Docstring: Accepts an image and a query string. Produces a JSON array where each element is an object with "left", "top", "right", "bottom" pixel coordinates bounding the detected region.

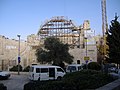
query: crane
[{"left": 101, "top": 0, "right": 108, "bottom": 56}]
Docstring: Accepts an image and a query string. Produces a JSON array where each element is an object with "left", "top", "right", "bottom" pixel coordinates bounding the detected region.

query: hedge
[
  {"left": 0, "top": 83, "right": 7, "bottom": 90},
  {"left": 9, "top": 65, "right": 22, "bottom": 71},
  {"left": 23, "top": 66, "right": 30, "bottom": 72},
  {"left": 87, "top": 62, "right": 101, "bottom": 70},
  {"left": 24, "top": 70, "right": 116, "bottom": 90}
]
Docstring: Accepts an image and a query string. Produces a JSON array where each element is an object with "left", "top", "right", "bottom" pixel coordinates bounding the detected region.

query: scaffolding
[{"left": 38, "top": 16, "right": 80, "bottom": 47}]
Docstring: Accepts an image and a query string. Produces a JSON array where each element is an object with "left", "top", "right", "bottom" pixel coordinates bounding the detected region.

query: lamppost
[
  {"left": 17, "top": 35, "right": 20, "bottom": 75},
  {"left": 84, "top": 37, "right": 87, "bottom": 57},
  {"left": 84, "top": 37, "right": 88, "bottom": 69}
]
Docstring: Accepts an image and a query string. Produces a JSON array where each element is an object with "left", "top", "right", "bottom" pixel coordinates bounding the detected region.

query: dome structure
[{"left": 38, "top": 16, "right": 80, "bottom": 46}]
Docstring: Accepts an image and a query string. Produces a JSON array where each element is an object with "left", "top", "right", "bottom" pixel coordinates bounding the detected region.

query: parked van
[
  {"left": 66, "top": 64, "right": 83, "bottom": 73},
  {"left": 29, "top": 65, "right": 66, "bottom": 81}
]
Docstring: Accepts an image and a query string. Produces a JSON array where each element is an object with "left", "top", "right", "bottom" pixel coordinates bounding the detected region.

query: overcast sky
[{"left": 0, "top": 0, "right": 120, "bottom": 40}]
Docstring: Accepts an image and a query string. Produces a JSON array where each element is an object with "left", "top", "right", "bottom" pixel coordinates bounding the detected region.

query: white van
[
  {"left": 66, "top": 64, "right": 83, "bottom": 73},
  {"left": 29, "top": 65, "right": 66, "bottom": 81}
]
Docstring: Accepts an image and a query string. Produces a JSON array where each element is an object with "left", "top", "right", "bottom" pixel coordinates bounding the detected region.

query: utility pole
[
  {"left": 84, "top": 37, "right": 88, "bottom": 60},
  {"left": 84, "top": 37, "right": 88, "bottom": 69},
  {"left": 2, "top": 60, "right": 4, "bottom": 70},
  {"left": 17, "top": 35, "right": 21, "bottom": 75}
]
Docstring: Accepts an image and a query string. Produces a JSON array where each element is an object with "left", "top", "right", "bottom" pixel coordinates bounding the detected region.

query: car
[
  {"left": 109, "top": 69, "right": 120, "bottom": 79},
  {"left": 66, "top": 64, "right": 83, "bottom": 73},
  {"left": 0, "top": 71, "right": 11, "bottom": 80},
  {"left": 108, "top": 63, "right": 117, "bottom": 73}
]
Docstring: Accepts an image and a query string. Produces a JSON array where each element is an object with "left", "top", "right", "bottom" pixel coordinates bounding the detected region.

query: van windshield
[{"left": 67, "top": 66, "right": 76, "bottom": 71}]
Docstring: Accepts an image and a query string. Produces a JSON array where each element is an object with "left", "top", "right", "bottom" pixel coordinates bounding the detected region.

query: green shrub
[
  {"left": 9, "top": 65, "right": 22, "bottom": 71},
  {"left": 24, "top": 70, "right": 115, "bottom": 90},
  {"left": 24, "top": 81, "right": 65, "bottom": 90},
  {"left": 63, "top": 70, "right": 115, "bottom": 89},
  {"left": 88, "top": 62, "right": 101, "bottom": 70},
  {"left": 24, "top": 82, "right": 36, "bottom": 90},
  {"left": 23, "top": 66, "right": 30, "bottom": 72},
  {"left": 0, "top": 83, "right": 7, "bottom": 90},
  {"left": 82, "top": 64, "right": 87, "bottom": 69}
]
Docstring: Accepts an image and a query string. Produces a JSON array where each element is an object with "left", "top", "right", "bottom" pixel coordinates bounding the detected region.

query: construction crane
[{"left": 101, "top": 0, "right": 108, "bottom": 58}]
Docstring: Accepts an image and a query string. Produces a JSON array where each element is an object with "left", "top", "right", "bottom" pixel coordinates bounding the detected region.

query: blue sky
[{"left": 0, "top": 0, "right": 120, "bottom": 40}]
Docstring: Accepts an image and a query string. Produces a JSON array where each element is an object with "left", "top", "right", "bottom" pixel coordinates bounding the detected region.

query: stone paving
[{"left": 0, "top": 72, "right": 29, "bottom": 90}]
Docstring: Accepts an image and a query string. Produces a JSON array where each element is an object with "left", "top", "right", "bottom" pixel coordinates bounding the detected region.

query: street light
[
  {"left": 84, "top": 37, "right": 88, "bottom": 69},
  {"left": 84, "top": 37, "right": 87, "bottom": 57},
  {"left": 17, "top": 35, "right": 21, "bottom": 75}
]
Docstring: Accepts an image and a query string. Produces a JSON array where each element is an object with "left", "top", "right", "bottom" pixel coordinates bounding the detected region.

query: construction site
[
  {"left": 0, "top": 16, "right": 98, "bottom": 70},
  {"left": 0, "top": 0, "right": 108, "bottom": 70}
]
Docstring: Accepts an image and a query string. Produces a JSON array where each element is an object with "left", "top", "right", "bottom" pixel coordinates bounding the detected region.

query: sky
[{"left": 0, "top": 0, "right": 120, "bottom": 40}]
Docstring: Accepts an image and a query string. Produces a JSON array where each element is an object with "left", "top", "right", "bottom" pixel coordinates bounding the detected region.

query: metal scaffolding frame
[{"left": 38, "top": 16, "right": 80, "bottom": 47}]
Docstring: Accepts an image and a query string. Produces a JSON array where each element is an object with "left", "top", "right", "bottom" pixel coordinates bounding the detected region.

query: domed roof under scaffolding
[{"left": 37, "top": 16, "right": 80, "bottom": 46}]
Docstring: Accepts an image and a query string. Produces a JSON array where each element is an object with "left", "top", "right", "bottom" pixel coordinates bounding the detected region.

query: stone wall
[
  {"left": 0, "top": 35, "right": 27, "bottom": 70},
  {"left": 69, "top": 44, "right": 97, "bottom": 64}
]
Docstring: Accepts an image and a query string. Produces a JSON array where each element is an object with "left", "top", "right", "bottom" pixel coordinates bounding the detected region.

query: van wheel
[
  {"left": 57, "top": 76, "right": 62, "bottom": 81},
  {"left": 38, "top": 77, "right": 40, "bottom": 81}
]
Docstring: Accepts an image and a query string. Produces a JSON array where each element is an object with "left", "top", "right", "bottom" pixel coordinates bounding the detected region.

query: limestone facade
[
  {"left": 0, "top": 35, "right": 27, "bottom": 70},
  {"left": 0, "top": 20, "right": 100, "bottom": 70}
]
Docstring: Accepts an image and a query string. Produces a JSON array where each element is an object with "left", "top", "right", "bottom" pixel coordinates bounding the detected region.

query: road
[{"left": 0, "top": 72, "right": 29, "bottom": 90}]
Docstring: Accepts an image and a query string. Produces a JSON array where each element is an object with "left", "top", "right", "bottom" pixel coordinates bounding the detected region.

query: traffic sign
[
  {"left": 84, "top": 56, "right": 90, "bottom": 60},
  {"left": 85, "top": 60, "right": 88, "bottom": 64},
  {"left": 18, "top": 56, "right": 21, "bottom": 63}
]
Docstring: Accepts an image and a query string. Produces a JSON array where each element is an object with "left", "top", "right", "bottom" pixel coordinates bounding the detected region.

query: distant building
[
  {"left": 83, "top": 20, "right": 90, "bottom": 30},
  {"left": 69, "top": 20, "right": 97, "bottom": 64}
]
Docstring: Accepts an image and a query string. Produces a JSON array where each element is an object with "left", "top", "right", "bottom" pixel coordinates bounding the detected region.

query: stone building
[
  {"left": 0, "top": 35, "right": 27, "bottom": 70},
  {"left": 37, "top": 17, "right": 98, "bottom": 64},
  {"left": 0, "top": 17, "right": 100, "bottom": 70}
]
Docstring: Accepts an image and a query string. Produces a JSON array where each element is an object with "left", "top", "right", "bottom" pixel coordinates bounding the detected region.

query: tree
[
  {"left": 36, "top": 48, "right": 47, "bottom": 64},
  {"left": 97, "top": 37, "right": 104, "bottom": 64},
  {"left": 106, "top": 15, "right": 120, "bottom": 65},
  {"left": 36, "top": 37, "right": 73, "bottom": 66}
]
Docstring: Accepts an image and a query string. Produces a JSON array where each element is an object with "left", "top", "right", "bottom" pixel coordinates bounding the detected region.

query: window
[
  {"left": 77, "top": 60, "right": 80, "bottom": 64},
  {"left": 41, "top": 68, "right": 48, "bottom": 73},
  {"left": 36, "top": 68, "right": 40, "bottom": 73},
  {"left": 57, "top": 68, "right": 64, "bottom": 73},
  {"left": 67, "top": 66, "right": 76, "bottom": 71}
]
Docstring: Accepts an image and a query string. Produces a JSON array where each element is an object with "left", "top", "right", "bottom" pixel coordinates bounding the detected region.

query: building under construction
[
  {"left": 37, "top": 16, "right": 90, "bottom": 49},
  {"left": 0, "top": 16, "right": 98, "bottom": 70},
  {"left": 36, "top": 16, "right": 97, "bottom": 64}
]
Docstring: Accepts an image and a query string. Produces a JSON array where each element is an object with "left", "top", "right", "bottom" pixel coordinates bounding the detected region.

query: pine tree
[{"left": 106, "top": 15, "right": 120, "bottom": 65}]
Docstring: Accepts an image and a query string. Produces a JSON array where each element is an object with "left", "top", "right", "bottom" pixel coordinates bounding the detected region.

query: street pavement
[{"left": 0, "top": 72, "right": 29, "bottom": 90}]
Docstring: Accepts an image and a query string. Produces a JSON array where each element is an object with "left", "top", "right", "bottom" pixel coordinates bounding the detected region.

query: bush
[
  {"left": 63, "top": 70, "right": 115, "bottom": 89},
  {"left": 88, "top": 62, "right": 101, "bottom": 70},
  {"left": 0, "top": 83, "right": 7, "bottom": 90},
  {"left": 24, "top": 70, "right": 115, "bottom": 90},
  {"left": 23, "top": 66, "right": 30, "bottom": 72},
  {"left": 24, "top": 81, "right": 64, "bottom": 90},
  {"left": 9, "top": 65, "right": 22, "bottom": 71}
]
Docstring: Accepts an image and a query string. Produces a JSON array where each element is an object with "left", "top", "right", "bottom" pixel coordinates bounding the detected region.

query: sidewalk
[{"left": 96, "top": 79, "right": 120, "bottom": 90}]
